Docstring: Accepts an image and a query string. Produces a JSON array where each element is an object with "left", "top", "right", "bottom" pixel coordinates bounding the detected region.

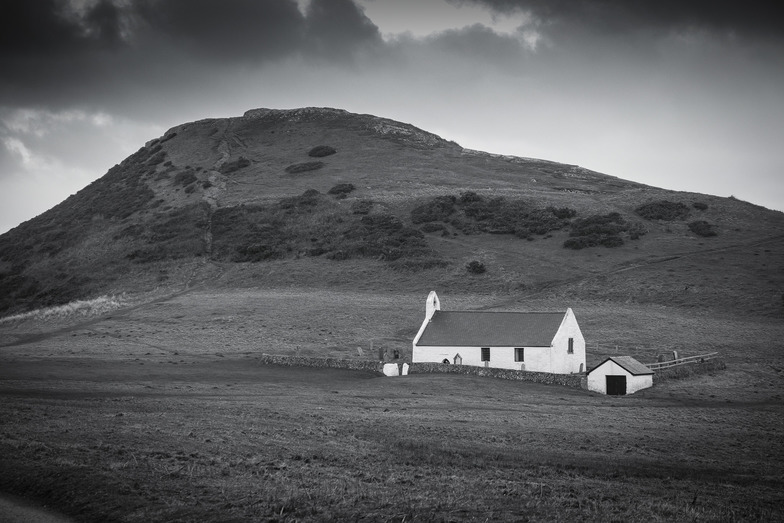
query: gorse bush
[
  {"left": 466, "top": 260, "right": 486, "bottom": 274},
  {"left": 126, "top": 203, "right": 210, "bottom": 262},
  {"left": 336, "top": 214, "right": 432, "bottom": 262},
  {"left": 410, "top": 193, "right": 576, "bottom": 239},
  {"left": 520, "top": 208, "right": 572, "bottom": 236},
  {"left": 308, "top": 145, "right": 337, "bottom": 157},
  {"left": 564, "top": 212, "right": 645, "bottom": 249},
  {"left": 570, "top": 212, "right": 626, "bottom": 237},
  {"left": 174, "top": 171, "right": 197, "bottom": 187},
  {"left": 635, "top": 200, "right": 691, "bottom": 221},
  {"left": 327, "top": 183, "right": 356, "bottom": 198},
  {"left": 693, "top": 202, "right": 709, "bottom": 211},
  {"left": 548, "top": 207, "right": 578, "bottom": 220},
  {"left": 411, "top": 196, "right": 456, "bottom": 223},
  {"left": 462, "top": 195, "right": 505, "bottom": 222},
  {"left": 220, "top": 156, "right": 251, "bottom": 174},
  {"left": 449, "top": 217, "right": 480, "bottom": 235},
  {"left": 211, "top": 205, "right": 289, "bottom": 262},
  {"left": 688, "top": 220, "right": 717, "bottom": 237},
  {"left": 209, "top": 190, "right": 445, "bottom": 268},
  {"left": 146, "top": 150, "right": 166, "bottom": 166},
  {"left": 627, "top": 221, "right": 648, "bottom": 240}
]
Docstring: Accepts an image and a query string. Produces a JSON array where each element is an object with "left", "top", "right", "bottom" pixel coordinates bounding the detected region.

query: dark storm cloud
[
  {"left": 426, "top": 24, "right": 525, "bottom": 62},
  {"left": 0, "top": 0, "right": 381, "bottom": 110},
  {"left": 0, "top": 1, "right": 69, "bottom": 53},
  {"left": 0, "top": 1, "right": 95, "bottom": 55},
  {"left": 84, "top": 0, "right": 125, "bottom": 46},
  {"left": 305, "top": 0, "right": 382, "bottom": 56},
  {"left": 454, "top": 0, "right": 784, "bottom": 38},
  {"left": 134, "top": 0, "right": 305, "bottom": 61}
]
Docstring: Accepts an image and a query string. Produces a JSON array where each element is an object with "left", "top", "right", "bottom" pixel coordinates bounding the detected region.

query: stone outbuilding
[
  {"left": 587, "top": 356, "right": 654, "bottom": 395},
  {"left": 412, "top": 291, "right": 586, "bottom": 374}
]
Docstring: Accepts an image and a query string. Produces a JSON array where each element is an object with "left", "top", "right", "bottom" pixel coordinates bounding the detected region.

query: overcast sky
[{"left": 1, "top": 0, "right": 783, "bottom": 233}]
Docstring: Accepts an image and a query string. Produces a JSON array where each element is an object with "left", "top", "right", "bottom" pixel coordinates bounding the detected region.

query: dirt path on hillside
[
  {"left": 0, "top": 288, "right": 194, "bottom": 349},
  {"left": 606, "top": 232, "right": 784, "bottom": 273}
]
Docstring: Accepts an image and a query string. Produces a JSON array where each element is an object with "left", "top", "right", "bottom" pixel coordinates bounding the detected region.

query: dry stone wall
[
  {"left": 256, "top": 354, "right": 383, "bottom": 373},
  {"left": 254, "top": 355, "right": 585, "bottom": 388},
  {"left": 253, "top": 354, "right": 722, "bottom": 389},
  {"left": 409, "top": 362, "right": 585, "bottom": 388}
]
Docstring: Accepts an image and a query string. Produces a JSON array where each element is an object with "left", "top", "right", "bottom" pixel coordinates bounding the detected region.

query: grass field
[{"left": 1, "top": 288, "right": 783, "bottom": 521}]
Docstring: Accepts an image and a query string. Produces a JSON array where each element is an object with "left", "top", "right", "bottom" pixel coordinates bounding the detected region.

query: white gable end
[{"left": 549, "top": 308, "right": 586, "bottom": 374}]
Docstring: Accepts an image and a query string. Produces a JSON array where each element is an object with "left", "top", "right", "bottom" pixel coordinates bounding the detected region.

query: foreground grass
[{"left": 1, "top": 359, "right": 782, "bottom": 522}]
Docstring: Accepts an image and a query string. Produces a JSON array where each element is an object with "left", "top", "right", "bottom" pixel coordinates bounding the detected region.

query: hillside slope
[{"left": 1, "top": 107, "right": 783, "bottom": 317}]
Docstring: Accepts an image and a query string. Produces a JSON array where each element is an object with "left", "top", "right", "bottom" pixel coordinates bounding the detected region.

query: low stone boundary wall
[
  {"left": 653, "top": 358, "right": 726, "bottom": 382},
  {"left": 253, "top": 354, "right": 724, "bottom": 389},
  {"left": 409, "top": 362, "right": 585, "bottom": 388},
  {"left": 257, "top": 354, "right": 383, "bottom": 373},
  {"left": 254, "top": 355, "right": 585, "bottom": 388}
]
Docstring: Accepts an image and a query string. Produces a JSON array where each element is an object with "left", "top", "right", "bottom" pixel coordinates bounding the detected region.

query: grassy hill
[
  {"left": 1, "top": 107, "right": 783, "bottom": 522},
  {"left": 1, "top": 106, "right": 783, "bottom": 318}
]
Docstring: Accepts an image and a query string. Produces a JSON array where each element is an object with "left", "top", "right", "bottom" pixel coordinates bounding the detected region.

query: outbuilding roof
[
  {"left": 416, "top": 310, "right": 566, "bottom": 347},
  {"left": 590, "top": 356, "right": 654, "bottom": 376}
]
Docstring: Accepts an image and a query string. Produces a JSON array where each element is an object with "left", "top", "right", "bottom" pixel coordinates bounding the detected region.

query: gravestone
[{"left": 382, "top": 363, "right": 399, "bottom": 377}]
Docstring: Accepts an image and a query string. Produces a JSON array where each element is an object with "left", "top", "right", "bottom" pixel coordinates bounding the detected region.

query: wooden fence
[
  {"left": 587, "top": 342, "right": 661, "bottom": 355},
  {"left": 645, "top": 352, "right": 719, "bottom": 371}
]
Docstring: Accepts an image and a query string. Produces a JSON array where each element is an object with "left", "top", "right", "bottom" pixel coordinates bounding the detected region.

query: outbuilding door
[{"left": 606, "top": 375, "right": 627, "bottom": 395}]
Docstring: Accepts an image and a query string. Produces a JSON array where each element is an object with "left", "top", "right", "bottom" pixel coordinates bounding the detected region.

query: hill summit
[{"left": 1, "top": 107, "right": 783, "bottom": 317}]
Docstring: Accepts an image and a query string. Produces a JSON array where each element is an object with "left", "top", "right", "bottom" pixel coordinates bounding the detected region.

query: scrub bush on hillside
[
  {"left": 308, "top": 145, "right": 337, "bottom": 157},
  {"left": 411, "top": 196, "right": 456, "bottom": 223},
  {"left": 466, "top": 260, "right": 486, "bottom": 274},
  {"left": 564, "top": 212, "right": 646, "bottom": 249},
  {"left": 635, "top": 200, "right": 691, "bottom": 221},
  {"left": 327, "top": 183, "right": 355, "bottom": 198},
  {"left": 209, "top": 190, "right": 445, "bottom": 268},
  {"left": 220, "top": 156, "right": 251, "bottom": 174},
  {"left": 410, "top": 192, "right": 576, "bottom": 239},
  {"left": 126, "top": 203, "right": 210, "bottom": 262},
  {"left": 688, "top": 220, "right": 717, "bottom": 237}
]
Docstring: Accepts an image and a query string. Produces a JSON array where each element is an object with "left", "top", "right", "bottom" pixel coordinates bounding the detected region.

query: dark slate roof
[
  {"left": 590, "top": 356, "right": 654, "bottom": 376},
  {"left": 416, "top": 311, "right": 566, "bottom": 347}
]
